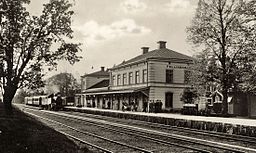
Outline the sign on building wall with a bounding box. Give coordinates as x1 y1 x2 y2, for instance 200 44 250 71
167 65 191 69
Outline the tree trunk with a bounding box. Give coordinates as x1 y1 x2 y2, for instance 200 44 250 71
222 87 228 115
3 86 17 115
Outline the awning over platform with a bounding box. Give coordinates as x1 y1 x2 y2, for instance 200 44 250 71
84 89 134 95
81 87 149 97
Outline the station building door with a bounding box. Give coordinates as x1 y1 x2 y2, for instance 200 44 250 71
165 92 173 108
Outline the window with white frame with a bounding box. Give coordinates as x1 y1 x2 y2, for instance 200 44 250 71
117 74 121 85
166 69 173 83
123 73 127 85
135 71 140 84
128 72 133 84
112 75 116 86
142 69 147 83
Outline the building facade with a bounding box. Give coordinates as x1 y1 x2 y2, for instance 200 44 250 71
76 67 110 107
77 41 194 112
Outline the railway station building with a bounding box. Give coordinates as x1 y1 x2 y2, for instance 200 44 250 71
76 41 194 112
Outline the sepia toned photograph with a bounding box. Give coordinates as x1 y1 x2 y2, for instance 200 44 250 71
0 0 256 152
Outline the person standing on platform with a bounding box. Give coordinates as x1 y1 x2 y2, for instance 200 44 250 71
143 101 147 112
56 95 62 111
39 97 42 110
107 101 111 109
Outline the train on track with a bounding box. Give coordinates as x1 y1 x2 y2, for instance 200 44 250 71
24 94 75 111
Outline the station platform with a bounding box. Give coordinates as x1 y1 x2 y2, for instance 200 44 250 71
64 106 256 137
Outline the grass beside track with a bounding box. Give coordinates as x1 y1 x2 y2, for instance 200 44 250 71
0 103 90 153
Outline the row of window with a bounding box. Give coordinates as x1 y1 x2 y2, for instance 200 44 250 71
113 69 190 86
112 69 147 86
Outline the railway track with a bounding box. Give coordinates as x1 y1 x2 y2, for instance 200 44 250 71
66 111 256 146
22 107 207 153
20 106 256 153
25 111 154 153
49 115 212 153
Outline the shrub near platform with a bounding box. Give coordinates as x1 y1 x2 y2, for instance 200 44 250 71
0 103 89 153
65 107 256 137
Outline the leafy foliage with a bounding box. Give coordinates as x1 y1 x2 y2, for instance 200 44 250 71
0 0 82 113
180 87 199 104
46 72 80 96
187 0 256 114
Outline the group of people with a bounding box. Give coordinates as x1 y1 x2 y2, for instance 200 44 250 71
143 101 163 113
122 101 138 111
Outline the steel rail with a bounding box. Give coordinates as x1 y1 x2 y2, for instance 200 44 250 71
59 131 114 153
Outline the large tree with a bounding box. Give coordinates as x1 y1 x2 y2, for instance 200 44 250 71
46 72 80 97
0 0 81 114
187 0 256 114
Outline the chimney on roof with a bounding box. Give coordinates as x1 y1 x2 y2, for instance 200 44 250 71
101 66 105 71
157 41 167 49
141 47 149 54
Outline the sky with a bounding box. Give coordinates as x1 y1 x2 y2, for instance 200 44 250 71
28 0 198 78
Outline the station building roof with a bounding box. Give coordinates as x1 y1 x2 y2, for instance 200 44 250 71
87 79 109 89
81 67 109 78
113 41 193 69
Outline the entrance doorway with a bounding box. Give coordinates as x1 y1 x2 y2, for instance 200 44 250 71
165 92 173 108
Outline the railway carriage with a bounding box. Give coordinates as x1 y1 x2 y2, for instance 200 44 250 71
25 95 53 109
25 97 33 105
